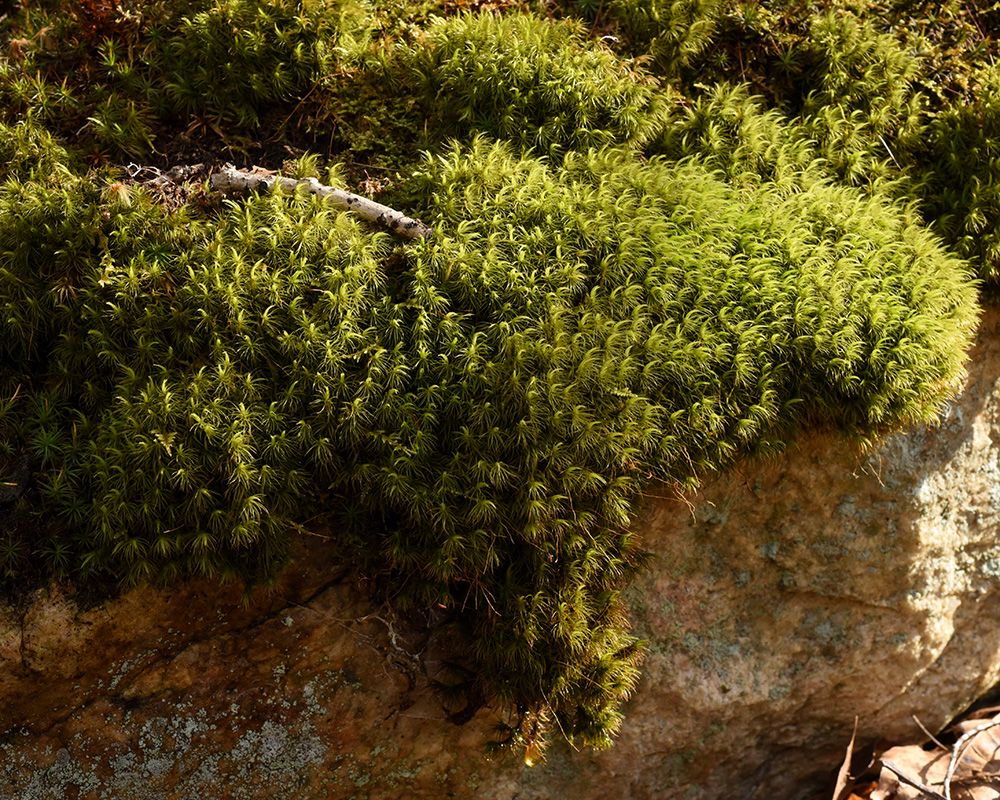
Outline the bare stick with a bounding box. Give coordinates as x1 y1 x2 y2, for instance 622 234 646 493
913 715 949 751
210 163 433 240
880 759 947 800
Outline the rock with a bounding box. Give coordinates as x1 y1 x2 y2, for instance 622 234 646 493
5 308 1000 800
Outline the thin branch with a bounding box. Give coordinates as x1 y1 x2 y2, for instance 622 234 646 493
210 163 433 240
880 759 947 800
913 715 949 751
945 720 1000 800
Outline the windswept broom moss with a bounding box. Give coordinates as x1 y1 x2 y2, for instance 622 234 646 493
409 139 976 460
164 0 374 127
0 0 384 162
648 82 818 187
0 118 76 182
0 0 993 760
607 0 724 77
911 65 1000 283
599 0 1000 281
796 11 925 188
9 0 997 291
397 12 666 157
638 10 926 191
0 121 978 752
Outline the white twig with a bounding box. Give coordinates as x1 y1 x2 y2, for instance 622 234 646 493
210 163 433 240
945 720 1000 800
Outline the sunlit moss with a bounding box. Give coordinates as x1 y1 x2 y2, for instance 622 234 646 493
0 0 993 758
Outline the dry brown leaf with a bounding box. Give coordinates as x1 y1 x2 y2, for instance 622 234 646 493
946 718 1000 800
832 717 860 800
966 707 1000 722
871 745 949 799
952 718 1000 767
849 780 878 799
872 714 1000 800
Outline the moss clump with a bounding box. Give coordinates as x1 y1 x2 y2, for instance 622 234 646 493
389 138 976 747
648 82 816 187
0 119 977 751
607 0 723 77
411 139 976 466
913 65 1000 282
163 0 374 126
0 119 75 182
0 0 992 759
796 11 925 188
398 12 666 156
0 146 391 585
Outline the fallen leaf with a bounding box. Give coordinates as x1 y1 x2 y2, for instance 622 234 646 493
871 714 1000 800
832 717 860 800
871 746 949 800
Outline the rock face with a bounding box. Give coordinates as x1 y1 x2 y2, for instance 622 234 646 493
5 307 1000 800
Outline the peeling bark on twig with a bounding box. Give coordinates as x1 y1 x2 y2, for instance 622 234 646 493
209 163 433 240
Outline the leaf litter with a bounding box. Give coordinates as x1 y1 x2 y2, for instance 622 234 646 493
831 708 1000 800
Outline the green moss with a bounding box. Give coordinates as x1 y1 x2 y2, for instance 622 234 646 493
0 0 992 759
608 0 723 76
397 11 666 156
913 65 1000 282
796 11 925 188
0 119 75 181
164 0 374 126
648 82 817 188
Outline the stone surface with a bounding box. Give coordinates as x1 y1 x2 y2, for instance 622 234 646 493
5 308 1000 799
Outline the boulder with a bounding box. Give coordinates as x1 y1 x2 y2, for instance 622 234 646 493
5 307 1000 800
